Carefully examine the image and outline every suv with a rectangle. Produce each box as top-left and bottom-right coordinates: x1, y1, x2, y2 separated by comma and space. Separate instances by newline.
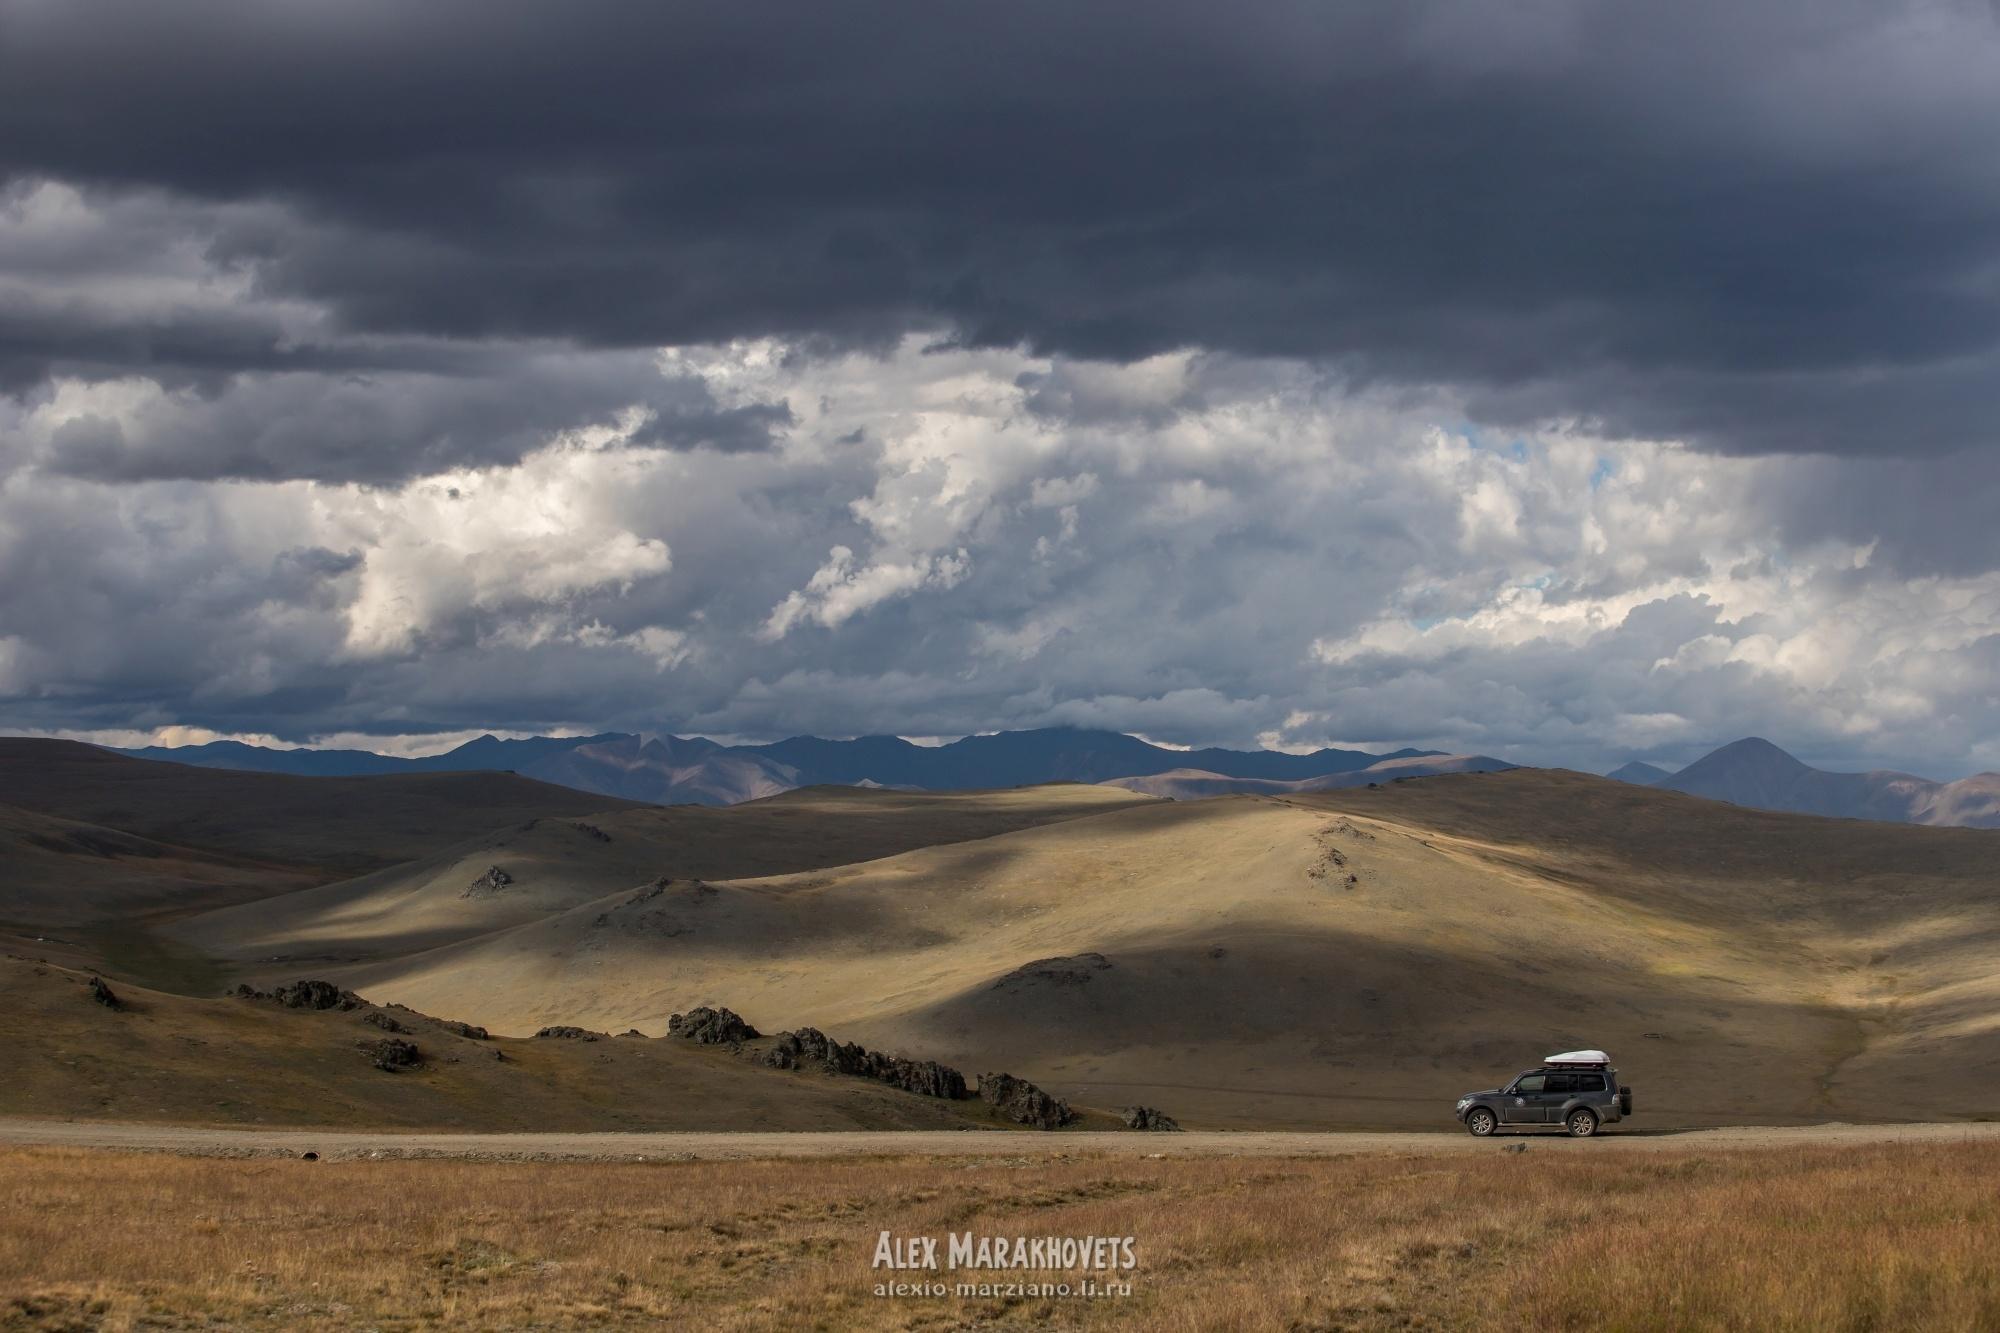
1454, 1051, 1632, 1138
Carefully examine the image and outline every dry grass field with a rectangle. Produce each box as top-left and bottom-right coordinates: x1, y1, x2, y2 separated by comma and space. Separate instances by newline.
246, 769, 2000, 1129
5, 1142, 1999, 1331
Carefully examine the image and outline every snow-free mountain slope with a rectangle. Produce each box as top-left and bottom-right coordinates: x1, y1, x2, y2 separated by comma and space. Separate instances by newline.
1659, 737, 2000, 827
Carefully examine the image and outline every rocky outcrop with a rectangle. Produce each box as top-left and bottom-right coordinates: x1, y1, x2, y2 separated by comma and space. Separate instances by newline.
462, 865, 514, 899
882, 1057, 968, 1100
758, 1025, 969, 1099
569, 822, 612, 843
438, 1020, 489, 1040
991, 953, 1112, 991
533, 1025, 604, 1041
762, 1026, 860, 1072
361, 1011, 407, 1033
233, 980, 365, 1011
978, 1072, 1074, 1129
87, 976, 119, 1008
1121, 1105, 1181, 1132
363, 1037, 422, 1071
667, 1006, 760, 1045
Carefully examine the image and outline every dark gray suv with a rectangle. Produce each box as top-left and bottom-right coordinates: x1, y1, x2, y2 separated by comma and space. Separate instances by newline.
1454, 1053, 1632, 1138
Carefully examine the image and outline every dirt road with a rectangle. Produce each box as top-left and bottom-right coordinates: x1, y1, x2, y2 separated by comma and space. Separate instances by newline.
4, 1117, 1998, 1162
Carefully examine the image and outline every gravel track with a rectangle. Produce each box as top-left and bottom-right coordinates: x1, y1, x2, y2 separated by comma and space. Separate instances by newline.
5, 1118, 1998, 1162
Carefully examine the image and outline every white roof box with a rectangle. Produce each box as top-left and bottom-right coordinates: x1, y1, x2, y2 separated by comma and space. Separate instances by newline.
1546, 1049, 1610, 1066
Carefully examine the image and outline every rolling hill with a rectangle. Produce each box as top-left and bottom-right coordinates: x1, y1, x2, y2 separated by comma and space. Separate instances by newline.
0, 739, 647, 876
199, 768, 2000, 1131
0, 803, 322, 931
173, 783, 1154, 970
0, 957, 1034, 1132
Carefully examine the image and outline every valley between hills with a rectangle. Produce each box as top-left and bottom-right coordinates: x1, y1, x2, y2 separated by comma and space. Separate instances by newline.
5, 738, 1999, 1133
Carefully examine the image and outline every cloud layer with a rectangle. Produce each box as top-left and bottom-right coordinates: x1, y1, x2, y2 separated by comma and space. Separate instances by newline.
2, 1, 1999, 774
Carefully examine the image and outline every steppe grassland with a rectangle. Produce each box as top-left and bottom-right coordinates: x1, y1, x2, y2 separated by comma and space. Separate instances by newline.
5, 1142, 2000, 1330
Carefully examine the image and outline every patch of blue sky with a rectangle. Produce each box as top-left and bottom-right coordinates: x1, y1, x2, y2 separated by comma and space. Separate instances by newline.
1454, 421, 1532, 463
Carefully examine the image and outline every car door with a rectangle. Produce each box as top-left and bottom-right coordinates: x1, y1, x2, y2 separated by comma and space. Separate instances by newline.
1537, 1072, 1577, 1123
1501, 1072, 1545, 1123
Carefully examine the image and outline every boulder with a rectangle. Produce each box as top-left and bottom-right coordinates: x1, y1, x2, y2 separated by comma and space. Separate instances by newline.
667, 1006, 760, 1045
533, 1026, 603, 1041
1121, 1105, 1181, 1132
978, 1073, 1074, 1130
462, 865, 514, 899
363, 1038, 422, 1071
990, 953, 1113, 991
87, 976, 120, 1009
880, 1057, 967, 1100
361, 1011, 408, 1033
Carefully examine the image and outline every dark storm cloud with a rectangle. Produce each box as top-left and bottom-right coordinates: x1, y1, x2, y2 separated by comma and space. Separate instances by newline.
7, 0, 2000, 459
11, 341, 790, 484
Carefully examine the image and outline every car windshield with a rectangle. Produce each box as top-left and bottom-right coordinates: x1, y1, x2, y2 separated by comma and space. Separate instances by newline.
1506, 1069, 1537, 1091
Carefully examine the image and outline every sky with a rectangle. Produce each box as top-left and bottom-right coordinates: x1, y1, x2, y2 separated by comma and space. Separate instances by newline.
3, 0, 2000, 778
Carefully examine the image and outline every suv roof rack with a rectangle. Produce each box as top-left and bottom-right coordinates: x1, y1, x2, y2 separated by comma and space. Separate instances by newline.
1544, 1048, 1611, 1067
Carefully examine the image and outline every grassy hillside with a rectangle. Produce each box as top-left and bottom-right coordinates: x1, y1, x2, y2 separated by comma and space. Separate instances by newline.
0, 739, 648, 878
0, 956, 1035, 1132
0, 803, 321, 930
309, 770, 2000, 1129
174, 783, 1155, 969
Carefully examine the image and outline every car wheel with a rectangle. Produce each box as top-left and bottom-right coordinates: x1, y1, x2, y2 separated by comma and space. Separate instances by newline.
1565, 1108, 1598, 1138
1466, 1108, 1497, 1137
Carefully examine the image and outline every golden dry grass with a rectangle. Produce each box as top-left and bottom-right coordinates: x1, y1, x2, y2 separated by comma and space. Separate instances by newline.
5, 1142, 1999, 1331
307, 771, 2000, 1130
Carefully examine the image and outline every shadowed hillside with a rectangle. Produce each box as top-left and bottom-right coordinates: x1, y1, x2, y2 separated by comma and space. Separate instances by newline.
175, 783, 1155, 968
0, 740, 647, 877
0, 956, 1026, 1132
281, 769, 2000, 1130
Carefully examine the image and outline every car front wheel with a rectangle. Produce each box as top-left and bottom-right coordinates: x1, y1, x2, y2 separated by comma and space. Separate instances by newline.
1565, 1108, 1599, 1138
1465, 1108, 1497, 1137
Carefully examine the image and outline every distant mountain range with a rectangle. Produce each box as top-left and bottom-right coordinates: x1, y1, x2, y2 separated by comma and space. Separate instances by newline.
1606, 737, 2000, 828
1103, 753, 1516, 799
112, 728, 1456, 808
97, 729, 2000, 826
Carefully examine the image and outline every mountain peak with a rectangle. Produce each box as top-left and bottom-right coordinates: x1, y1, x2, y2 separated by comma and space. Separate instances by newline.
1675, 737, 1812, 780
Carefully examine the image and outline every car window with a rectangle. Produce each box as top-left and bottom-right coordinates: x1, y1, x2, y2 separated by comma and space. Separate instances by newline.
1513, 1073, 1546, 1093
1576, 1073, 1606, 1092
1544, 1072, 1576, 1094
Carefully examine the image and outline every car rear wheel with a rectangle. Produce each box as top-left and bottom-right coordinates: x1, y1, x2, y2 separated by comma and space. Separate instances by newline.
1465, 1108, 1497, 1137
1565, 1108, 1598, 1138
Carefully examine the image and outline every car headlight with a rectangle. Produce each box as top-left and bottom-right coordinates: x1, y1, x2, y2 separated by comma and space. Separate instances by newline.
1454, 1098, 1472, 1110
